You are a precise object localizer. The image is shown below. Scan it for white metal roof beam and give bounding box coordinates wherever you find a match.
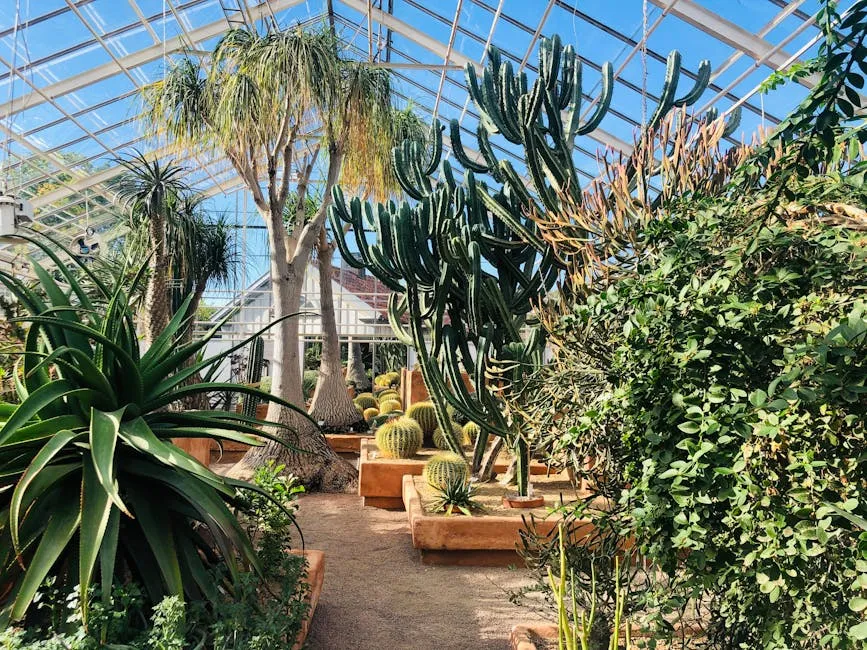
[339,0,633,155]
[648,0,817,89]
[0,0,308,119]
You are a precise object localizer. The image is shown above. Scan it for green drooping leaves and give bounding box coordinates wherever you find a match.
[0,235,310,625]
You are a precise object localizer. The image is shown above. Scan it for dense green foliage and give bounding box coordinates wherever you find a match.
[0,237,308,624]
[527,3,867,645]
[0,462,308,649]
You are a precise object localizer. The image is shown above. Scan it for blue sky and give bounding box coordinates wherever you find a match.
[0,1,846,289]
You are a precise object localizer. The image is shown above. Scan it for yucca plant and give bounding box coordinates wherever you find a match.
[0,235,310,626]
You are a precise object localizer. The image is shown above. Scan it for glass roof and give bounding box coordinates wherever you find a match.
[0,0,848,271]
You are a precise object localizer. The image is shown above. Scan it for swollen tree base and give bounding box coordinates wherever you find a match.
[234,409,358,492]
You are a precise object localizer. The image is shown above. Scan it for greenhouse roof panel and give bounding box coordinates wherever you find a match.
[0,0,852,263]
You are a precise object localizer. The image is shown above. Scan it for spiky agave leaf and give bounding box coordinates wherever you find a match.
[0,235,312,625]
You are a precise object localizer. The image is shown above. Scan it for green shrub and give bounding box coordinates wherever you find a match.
[302,369,318,400]
[546,191,867,646]
[0,236,309,625]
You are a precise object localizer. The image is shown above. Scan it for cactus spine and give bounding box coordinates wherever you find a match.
[242,336,265,419]
[423,452,470,489]
[330,35,732,496]
[375,417,423,458]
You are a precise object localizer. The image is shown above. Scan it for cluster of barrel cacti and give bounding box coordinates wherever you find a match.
[331,34,733,496]
[374,371,401,388]
[375,417,424,458]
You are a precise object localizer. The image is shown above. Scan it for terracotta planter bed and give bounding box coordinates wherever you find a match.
[402,475,592,566]
[324,432,374,454]
[289,549,325,650]
[359,439,555,509]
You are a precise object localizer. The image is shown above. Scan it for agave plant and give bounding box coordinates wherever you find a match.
[0,235,310,625]
[428,475,484,517]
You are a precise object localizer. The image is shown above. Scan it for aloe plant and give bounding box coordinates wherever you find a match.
[0,235,310,625]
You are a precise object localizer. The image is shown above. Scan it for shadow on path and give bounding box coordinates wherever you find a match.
[296,493,544,650]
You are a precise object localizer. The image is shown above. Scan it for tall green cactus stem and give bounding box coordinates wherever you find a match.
[242,336,265,418]
[331,35,730,497]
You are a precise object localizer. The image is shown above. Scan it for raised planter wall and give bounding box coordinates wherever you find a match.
[290,549,325,650]
[358,439,552,509]
[402,475,589,566]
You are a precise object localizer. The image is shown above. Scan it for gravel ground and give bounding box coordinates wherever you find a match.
[295,492,543,650]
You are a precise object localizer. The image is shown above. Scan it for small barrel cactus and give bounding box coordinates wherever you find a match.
[423,452,470,488]
[379,399,401,414]
[377,389,400,400]
[433,421,466,450]
[406,401,438,440]
[375,417,424,459]
[363,407,380,421]
[463,421,481,444]
[354,394,378,411]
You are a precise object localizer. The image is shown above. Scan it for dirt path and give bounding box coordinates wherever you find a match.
[295,493,544,650]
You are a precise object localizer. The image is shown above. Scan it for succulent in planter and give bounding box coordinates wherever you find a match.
[0,235,311,625]
[353,393,378,411]
[423,452,469,489]
[378,398,401,414]
[428,473,484,517]
[406,401,437,441]
[374,417,423,458]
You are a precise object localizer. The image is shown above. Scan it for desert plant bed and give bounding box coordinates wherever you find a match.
[402,474,590,566]
[509,622,703,649]
[359,439,554,509]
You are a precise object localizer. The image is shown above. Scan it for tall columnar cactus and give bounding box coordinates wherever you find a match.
[242,336,265,418]
[331,35,735,496]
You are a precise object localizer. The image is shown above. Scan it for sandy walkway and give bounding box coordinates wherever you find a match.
[295,493,543,650]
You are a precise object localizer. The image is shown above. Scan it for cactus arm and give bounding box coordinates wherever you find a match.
[467,241,483,333]
[387,293,415,347]
[478,183,547,251]
[722,106,742,137]
[514,437,530,497]
[391,143,426,200]
[496,61,523,143]
[576,61,614,136]
[563,60,584,142]
[674,59,710,107]
[648,50,681,131]
[422,121,444,176]
[327,207,365,269]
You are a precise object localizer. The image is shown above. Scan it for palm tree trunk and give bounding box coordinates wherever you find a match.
[308,228,364,431]
[143,212,170,344]
[238,188,357,492]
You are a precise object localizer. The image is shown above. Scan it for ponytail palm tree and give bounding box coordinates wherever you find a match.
[112,151,189,344]
[142,26,406,490]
